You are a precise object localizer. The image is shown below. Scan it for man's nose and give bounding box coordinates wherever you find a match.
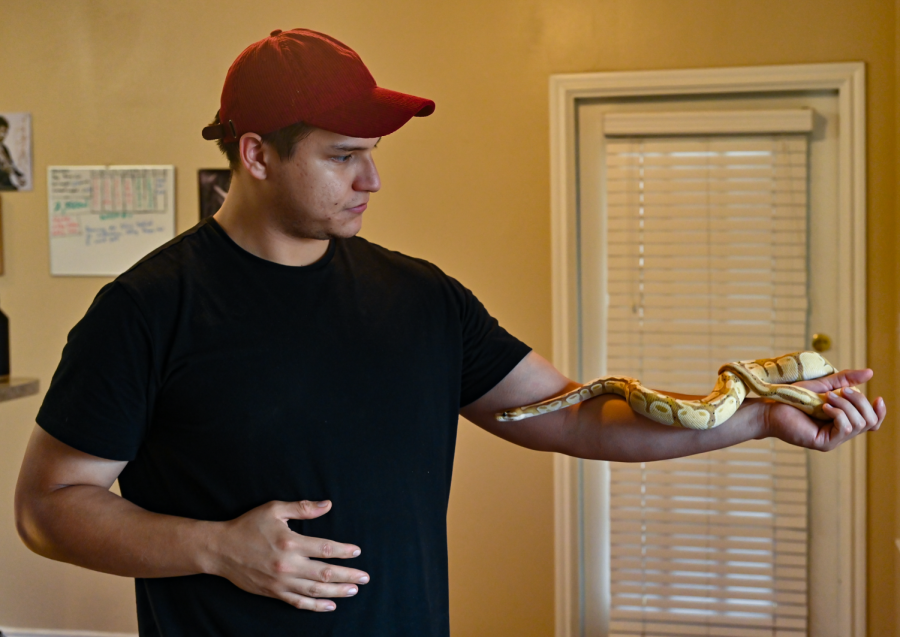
[355,156,381,193]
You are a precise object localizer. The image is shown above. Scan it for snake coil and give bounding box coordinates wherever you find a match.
[496,351,836,430]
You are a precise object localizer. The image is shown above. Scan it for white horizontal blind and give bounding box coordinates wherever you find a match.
[606,136,809,390]
[603,110,814,137]
[604,135,810,637]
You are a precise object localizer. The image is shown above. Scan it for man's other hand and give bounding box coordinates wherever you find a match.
[208,500,370,611]
[763,368,886,451]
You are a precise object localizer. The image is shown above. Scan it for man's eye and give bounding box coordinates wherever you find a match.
[333,154,352,162]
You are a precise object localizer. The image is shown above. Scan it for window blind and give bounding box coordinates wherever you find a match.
[603,109,814,137]
[604,135,810,637]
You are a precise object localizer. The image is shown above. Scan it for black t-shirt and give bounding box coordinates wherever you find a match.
[37,218,531,637]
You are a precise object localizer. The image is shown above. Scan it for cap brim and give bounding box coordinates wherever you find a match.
[306,87,435,138]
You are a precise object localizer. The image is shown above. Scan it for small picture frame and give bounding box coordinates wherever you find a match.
[198,169,232,220]
[0,195,5,275]
[0,112,33,192]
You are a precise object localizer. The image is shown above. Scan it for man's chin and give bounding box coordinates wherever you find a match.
[289,220,363,242]
[331,217,364,240]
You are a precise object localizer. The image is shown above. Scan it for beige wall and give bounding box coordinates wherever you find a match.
[0,0,897,634]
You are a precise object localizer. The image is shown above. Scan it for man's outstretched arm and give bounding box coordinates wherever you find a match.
[460,352,885,460]
[15,425,369,611]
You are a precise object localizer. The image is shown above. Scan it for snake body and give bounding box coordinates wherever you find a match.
[496,351,836,430]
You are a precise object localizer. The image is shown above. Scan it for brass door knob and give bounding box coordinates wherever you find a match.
[811,333,832,352]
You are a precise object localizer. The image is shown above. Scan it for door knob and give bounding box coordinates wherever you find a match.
[811,333,832,353]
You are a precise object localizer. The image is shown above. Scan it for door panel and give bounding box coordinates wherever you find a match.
[577,90,842,636]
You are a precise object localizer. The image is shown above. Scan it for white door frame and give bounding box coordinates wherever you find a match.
[549,63,867,637]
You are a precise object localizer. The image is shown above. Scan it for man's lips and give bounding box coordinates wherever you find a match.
[346,202,367,214]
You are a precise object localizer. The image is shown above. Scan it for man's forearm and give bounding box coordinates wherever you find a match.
[462,352,881,462]
[16,425,369,611]
[557,393,769,462]
[17,484,219,578]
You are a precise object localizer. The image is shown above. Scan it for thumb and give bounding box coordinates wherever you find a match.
[276,499,332,522]
[828,368,873,388]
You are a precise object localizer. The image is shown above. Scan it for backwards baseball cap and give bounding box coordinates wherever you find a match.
[202,29,435,143]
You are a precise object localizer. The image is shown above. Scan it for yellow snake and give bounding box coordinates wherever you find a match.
[496,351,836,430]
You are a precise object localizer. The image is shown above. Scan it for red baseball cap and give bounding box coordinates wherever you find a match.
[202,29,435,142]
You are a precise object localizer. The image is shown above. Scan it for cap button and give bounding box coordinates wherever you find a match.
[270,29,283,37]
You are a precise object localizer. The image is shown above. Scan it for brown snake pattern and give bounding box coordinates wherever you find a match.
[495,351,837,430]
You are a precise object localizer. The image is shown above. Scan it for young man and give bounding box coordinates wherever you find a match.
[15,29,885,637]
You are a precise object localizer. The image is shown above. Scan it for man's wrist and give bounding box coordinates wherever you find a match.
[191,519,226,577]
[744,398,771,440]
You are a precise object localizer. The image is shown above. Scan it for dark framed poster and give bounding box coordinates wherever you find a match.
[0,112,32,192]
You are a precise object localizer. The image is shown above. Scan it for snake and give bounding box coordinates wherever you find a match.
[495,351,837,430]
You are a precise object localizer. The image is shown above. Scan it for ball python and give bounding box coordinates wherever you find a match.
[496,351,837,430]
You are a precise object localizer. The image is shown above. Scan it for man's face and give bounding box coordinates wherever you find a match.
[265,128,381,241]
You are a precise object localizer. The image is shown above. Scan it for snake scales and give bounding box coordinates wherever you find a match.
[496,351,836,430]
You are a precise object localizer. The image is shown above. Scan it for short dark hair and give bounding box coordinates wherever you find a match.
[209,112,315,170]
[0,116,8,129]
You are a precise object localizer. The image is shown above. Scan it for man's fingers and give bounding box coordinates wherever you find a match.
[825,392,866,432]
[874,397,887,429]
[297,535,363,560]
[293,579,360,599]
[822,404,852,442]
[274,500,333,522]
[298,559,370,585]
[280,592,337,612]
[268,501,363,559]
[839,387,880,429]
[218,499,371,611]
[802,368,873,393]
[830,368,874,387]
[828,391,867,429]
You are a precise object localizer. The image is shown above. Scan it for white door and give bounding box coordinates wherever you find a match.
[574,90,851,637]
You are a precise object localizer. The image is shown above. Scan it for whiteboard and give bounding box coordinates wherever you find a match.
[48,165,176,276]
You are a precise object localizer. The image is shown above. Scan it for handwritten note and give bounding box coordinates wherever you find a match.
[48,166,175,276]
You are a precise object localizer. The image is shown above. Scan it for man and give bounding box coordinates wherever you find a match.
[15,28,885,637]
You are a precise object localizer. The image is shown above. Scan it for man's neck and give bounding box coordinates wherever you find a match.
[212,183,330,268]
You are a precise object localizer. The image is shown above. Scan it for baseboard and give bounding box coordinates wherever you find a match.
[0,629,137,637]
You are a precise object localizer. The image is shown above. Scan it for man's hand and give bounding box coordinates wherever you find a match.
[763,368,886,451]
[209,499,369,612]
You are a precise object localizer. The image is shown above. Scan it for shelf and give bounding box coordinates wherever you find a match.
[0,377,39,403]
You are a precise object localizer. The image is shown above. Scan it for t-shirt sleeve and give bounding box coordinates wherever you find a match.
[36,282,155,461]
[451,278,532,407]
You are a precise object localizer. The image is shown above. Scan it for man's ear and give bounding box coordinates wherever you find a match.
[239,133,269,180]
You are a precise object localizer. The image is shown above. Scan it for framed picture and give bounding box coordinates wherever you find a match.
[0,195,5,274]
[0,112,33,192]
[198,169,231,220]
